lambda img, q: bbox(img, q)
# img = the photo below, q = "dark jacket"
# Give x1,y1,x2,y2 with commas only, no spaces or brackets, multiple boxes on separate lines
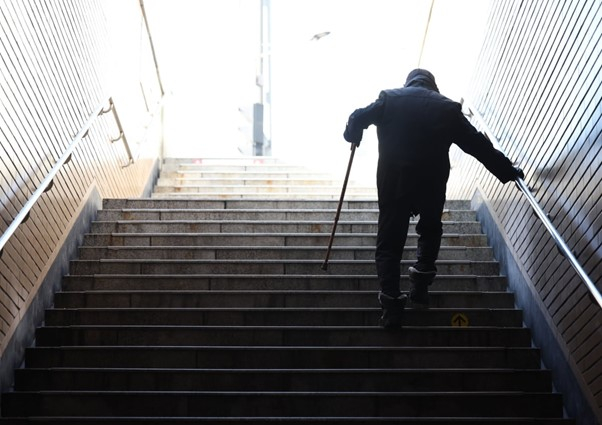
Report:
344,70,517,184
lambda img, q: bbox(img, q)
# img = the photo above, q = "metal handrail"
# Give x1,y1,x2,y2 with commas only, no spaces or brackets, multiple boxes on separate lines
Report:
465,102,602,309
0,97,112,257
104,97,133,166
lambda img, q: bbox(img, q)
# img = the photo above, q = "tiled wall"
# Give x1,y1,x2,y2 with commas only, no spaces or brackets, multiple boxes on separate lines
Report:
448,1,601,421
0,0,162,372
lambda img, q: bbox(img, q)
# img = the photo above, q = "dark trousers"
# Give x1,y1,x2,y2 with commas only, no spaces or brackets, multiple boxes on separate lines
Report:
375,162,447,297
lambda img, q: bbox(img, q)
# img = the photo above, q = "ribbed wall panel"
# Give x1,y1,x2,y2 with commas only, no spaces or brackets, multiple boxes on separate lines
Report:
448,0,601,420
0,0,161,355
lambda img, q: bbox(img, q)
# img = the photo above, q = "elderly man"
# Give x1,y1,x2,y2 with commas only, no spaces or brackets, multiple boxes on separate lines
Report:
344,68,522,329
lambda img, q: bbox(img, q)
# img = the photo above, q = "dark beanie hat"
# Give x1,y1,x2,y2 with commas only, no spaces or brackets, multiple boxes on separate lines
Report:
404,68,439,92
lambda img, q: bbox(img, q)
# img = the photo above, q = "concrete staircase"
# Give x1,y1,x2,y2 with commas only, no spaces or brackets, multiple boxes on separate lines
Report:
1,158,573,423
152,157,378,199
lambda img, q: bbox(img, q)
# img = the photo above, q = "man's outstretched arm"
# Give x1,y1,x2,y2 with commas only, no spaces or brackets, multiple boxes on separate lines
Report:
451,106,522,183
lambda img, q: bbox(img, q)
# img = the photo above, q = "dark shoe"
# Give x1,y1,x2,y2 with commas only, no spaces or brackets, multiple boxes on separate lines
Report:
408,265,436,308
378,292,408,329
409,264,437,282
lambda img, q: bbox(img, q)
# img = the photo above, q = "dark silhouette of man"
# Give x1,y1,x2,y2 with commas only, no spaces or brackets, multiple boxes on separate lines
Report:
344,68,523,329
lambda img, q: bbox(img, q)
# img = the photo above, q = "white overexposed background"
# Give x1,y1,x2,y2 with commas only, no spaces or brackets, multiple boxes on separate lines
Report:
144,0,491,181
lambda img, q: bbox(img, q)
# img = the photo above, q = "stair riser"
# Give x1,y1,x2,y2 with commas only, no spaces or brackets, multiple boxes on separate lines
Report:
82,234,490,248
161,171,334,179
25,347,543,369
96,210,476,221
88,221,483,234
151,192,378,200
103,199,384,209
98,210,379,221
0,418,576,425
77,247,494,261
2,392,563,418
166,164,313,172
68,261,500,276
162,157,283,165
152,185,377,195
14,369,552,392
44,308,523,327
103,199,472,210
62,275,509,292
35,326,532,348
156,178,343,187
53,291,516,309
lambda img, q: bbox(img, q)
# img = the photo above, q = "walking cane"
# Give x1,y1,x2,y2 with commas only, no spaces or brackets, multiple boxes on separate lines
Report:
321,143,358,271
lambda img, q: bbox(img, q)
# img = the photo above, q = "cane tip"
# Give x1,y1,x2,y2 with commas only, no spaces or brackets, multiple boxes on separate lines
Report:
320,262,328,271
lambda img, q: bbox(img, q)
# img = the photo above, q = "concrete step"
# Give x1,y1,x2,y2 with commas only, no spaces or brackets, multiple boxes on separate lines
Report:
53,290,516,309
81,232,490,248
152,184,377,195
95,208,477,221
34,325,532,347
155,177,345,187
61,274,509,292
102,199,472,210
44,307,523,327
2,391,563,418
87,220,484,235
162,157,284,166
68,259,501,276
14,368,551,392
150,191,378,200
24,346,544,369
0,417,576,424
96,208,382,221
77,246,494,261
164,164,316,173
163,163,316,172
161,167,333,176
158,172,337,180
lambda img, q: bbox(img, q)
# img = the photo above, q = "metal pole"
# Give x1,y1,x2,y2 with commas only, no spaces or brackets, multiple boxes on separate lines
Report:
139,0,165,97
